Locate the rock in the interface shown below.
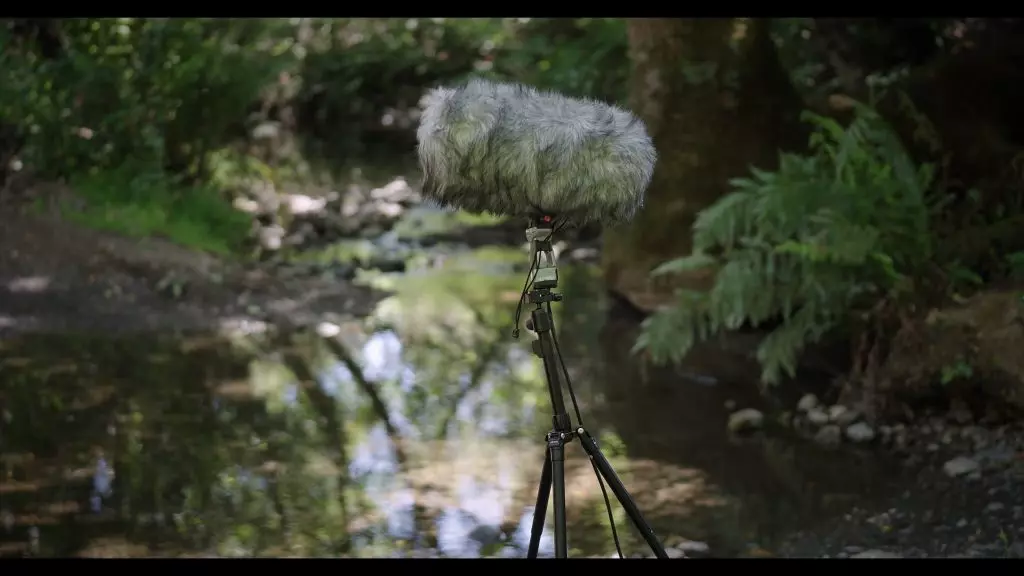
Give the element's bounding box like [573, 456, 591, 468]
[370, 177, 416, 204]
[879, 289, 1024, 412]
[815, 425, 842, 446]
[845, 422, 877, 443]
[251, 121, 281, 141]
[797, 393, 819, 413]
[674, 539, 710, 557]
[985, 502, 1005, 513]
[807, 408, 830, 426]
[374, 201, 405, 220]
[832, 406, 862, 427]
[942, 456, 980, 477]
[283, 193, 327, 216]
[666, 548, 687, 558]
[850, 549, 901, 558]
[827, 404, 848, 422]
[233, 197, 262, 215]
[727, 409, 764, 434]
[258, 225, 286, 251]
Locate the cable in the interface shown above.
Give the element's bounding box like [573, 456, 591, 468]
[514, 220, 624, 559]
[512, 254, 539, 340]
[548, 302, 624, 559]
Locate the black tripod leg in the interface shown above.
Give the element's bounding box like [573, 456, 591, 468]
[577, 431, 669, 559]
[550, 436, 567, 558]
[526, 448, 552, 558]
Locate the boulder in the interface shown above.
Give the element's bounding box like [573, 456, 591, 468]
[880, 289, 1024, 413]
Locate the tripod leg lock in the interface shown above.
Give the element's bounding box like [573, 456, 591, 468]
[545, 430, 573, 452]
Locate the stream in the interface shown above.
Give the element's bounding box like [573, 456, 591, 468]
[0, 165, 912, 558]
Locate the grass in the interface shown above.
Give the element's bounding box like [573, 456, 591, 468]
[53, 163, 252, 256]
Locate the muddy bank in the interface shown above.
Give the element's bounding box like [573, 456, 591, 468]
[0, 210, 383, 337]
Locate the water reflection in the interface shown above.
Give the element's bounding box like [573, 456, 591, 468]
[0, 246, 908, 558]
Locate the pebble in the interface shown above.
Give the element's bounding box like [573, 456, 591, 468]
[942, 456, 980, 477]
[984, 502, 1005, 513]
[850, 549, 901, 558]
[797, 394, 819, 412]
[846, 422, 876, 443]
[815, 425, 842, 446]
[807, 408, 830, 426]
[675, 539, 710, 557]
[828, 404, 848, 421]
[727, 409, 764, 433]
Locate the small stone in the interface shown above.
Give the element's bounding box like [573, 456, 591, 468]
[828, 404, 847, 421]
[797, 394, 819, 413]
[850, 549, 900, 558]
[984, 502, 1005, 513]
[807, 408, 830, 426]
[846, 422, 876, 443]
[727, 409, 764, 434]
[833, 407, 861, 427]
[666, 548, 687, 558]
[675, 539, 710, 557]
[815, 425, 842, 446]
[943, 456, 980, 477]
[956, 518, 968, 528]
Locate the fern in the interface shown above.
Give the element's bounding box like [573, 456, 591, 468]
[637, 101, 936, 385]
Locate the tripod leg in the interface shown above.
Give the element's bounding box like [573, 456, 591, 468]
[526, 448, 552, 558]
[550, 435, 568, 558]
[577, 430, 669, 559]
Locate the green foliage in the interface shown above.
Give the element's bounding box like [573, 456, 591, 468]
[57, 162, 252, 255]
[636, 102, 938, 385]
[296, 18, 628, 139]
[0, 19, 294, 254]
[2, 19, 288, 179]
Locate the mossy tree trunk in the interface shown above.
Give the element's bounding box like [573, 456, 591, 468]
[602, 18, 806, 311]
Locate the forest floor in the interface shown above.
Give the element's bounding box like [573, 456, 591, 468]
[774, 418, 1024, 558]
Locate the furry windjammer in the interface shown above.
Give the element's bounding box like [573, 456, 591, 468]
[416, 78, 656, 226]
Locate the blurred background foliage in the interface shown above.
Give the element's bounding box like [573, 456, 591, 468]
[3, 17, 1024, 391]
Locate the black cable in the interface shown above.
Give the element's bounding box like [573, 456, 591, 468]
[514, 220, 624, 558]
[547, 302, 624, 559]
[512, 255, 539, 340]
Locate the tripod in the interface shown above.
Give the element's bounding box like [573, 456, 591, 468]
[519, 216, 668, 559]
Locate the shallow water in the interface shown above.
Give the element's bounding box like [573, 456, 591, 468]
[0, 211, 909, 558]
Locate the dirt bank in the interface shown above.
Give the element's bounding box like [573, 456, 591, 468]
[0, 208, 382, 337]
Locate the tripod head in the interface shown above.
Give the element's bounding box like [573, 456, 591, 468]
[525, 214, 563, 306]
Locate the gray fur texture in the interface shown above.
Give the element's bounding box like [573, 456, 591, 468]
[416, 78, 656, 225]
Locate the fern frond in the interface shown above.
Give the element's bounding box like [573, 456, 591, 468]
[651, 252, 717, 276]
[639, 99, 939, 387]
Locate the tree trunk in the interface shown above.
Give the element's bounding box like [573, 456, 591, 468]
[602, 18, 806, 312]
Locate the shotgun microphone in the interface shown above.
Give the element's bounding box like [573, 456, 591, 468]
[416, 78, 656, 226]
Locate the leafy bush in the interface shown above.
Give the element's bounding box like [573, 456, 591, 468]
[635, 102, 938, 385]
[295, 18, 629, 142]
[1, 19, 289, 180]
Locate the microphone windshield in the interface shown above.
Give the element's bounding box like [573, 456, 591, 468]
[416, 78, 656, 226]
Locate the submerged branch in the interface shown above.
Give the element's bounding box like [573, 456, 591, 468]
[321, 336, 408, 466]
[280, 351, 351, 553]
[436, 340, 503, 439]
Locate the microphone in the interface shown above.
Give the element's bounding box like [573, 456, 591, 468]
[416, 78, 656, 226]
